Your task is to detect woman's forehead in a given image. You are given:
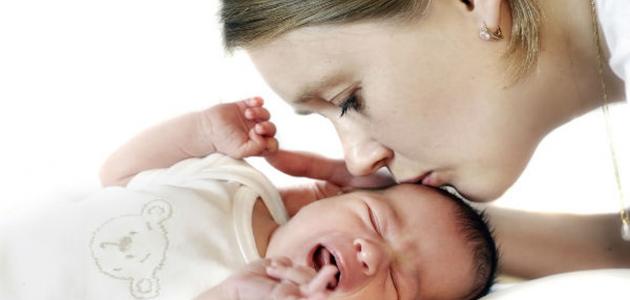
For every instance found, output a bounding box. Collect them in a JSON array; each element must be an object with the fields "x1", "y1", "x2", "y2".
[
  {"x1": 250, "y1": 47, "x2": 355, "y2": 105},
  {"x1": 248, "y1": 23, "x2": 399, "y2": 101}
]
